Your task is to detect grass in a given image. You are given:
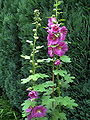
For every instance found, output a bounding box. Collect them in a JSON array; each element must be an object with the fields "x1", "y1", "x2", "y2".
[{"x1": 0, "y1": 95, "x2": 23, "y2": 120}]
